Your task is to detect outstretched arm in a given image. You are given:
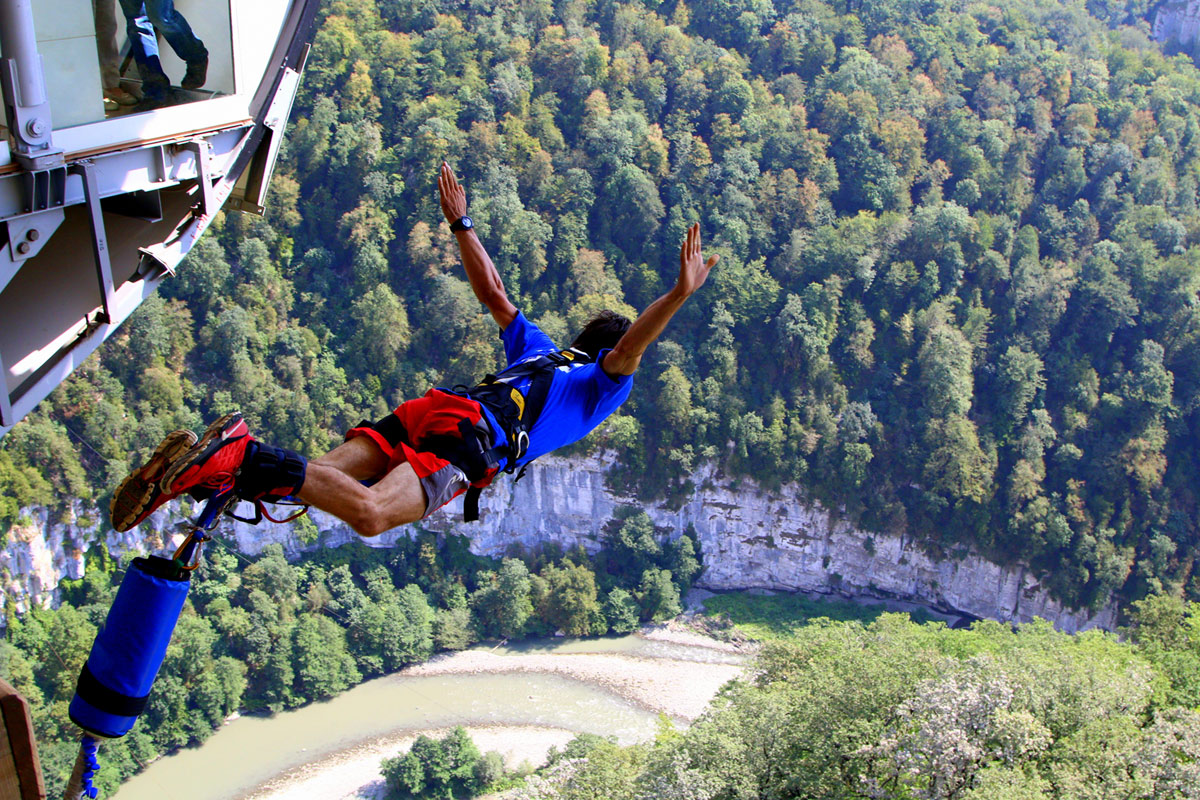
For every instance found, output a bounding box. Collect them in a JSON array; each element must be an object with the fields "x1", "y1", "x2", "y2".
[
  {"x1": 438, "y1": 162, "x2": 518, "y2": 329},
  {"x1": 602, "y1": 223, "x2": 719, "y2": 377}
]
